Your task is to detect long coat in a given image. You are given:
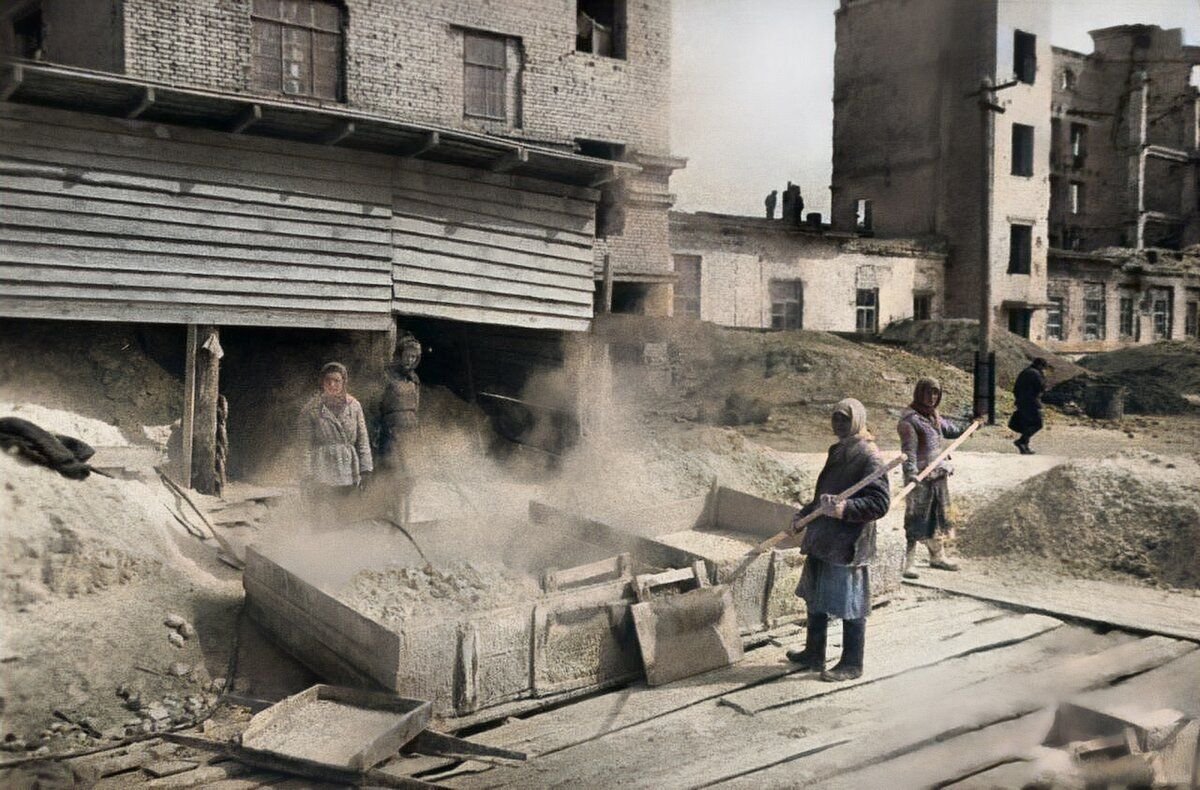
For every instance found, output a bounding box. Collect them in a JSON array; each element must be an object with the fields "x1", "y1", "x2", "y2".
[
  {"x1": 897, "y1": 408, "x2": 965, "y2": 540},
  {"x1": 1009, "y1": 365, "x2": 1047, "y2": 434},
  {"x1": 798, "y1": 437, "x2": 892, "y2": 567},
  {"x1": 298, "y1": 394, "x2": 373, "y2": 487}
]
